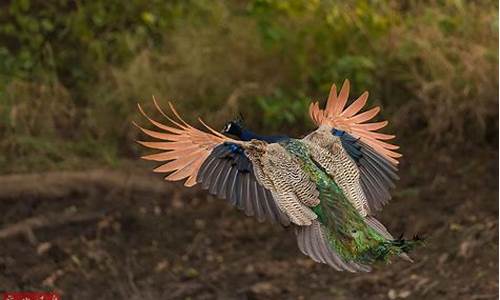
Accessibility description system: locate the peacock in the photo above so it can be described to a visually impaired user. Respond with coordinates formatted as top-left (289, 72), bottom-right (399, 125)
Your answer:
top-left (134, 80), bottom-right (421, 271)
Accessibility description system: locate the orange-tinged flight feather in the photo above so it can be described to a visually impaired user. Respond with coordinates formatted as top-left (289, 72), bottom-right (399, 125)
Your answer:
top-left (134, 99), bottom-right (235, 187)
top-left (309, 80), bottom-right (401, 164)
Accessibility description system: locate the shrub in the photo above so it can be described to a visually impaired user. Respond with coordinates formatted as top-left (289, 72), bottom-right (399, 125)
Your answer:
top-left (0, 0), bottom-right (497, 172)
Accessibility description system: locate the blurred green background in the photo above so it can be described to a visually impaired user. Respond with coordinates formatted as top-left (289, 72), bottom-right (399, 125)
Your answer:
top-left (0, 2), bottom-right (498, 299)
top-left (0, 0), bottom-right (497, 173)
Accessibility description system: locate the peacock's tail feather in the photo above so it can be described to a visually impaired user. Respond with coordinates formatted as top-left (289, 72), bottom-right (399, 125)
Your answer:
top-left (284, 139), bottom-right (421, 266)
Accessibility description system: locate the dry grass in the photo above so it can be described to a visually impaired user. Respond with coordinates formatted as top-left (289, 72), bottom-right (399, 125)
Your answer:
top-left (2, 80), bottom-right (75, 137)
top-left (388, 1), bottom-right (498, 143)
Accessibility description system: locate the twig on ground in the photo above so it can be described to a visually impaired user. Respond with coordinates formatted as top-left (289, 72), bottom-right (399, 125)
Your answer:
top-left (0, 169), bottom-right (172, 201)
top-left (0, 210), bottom-right (105, 240)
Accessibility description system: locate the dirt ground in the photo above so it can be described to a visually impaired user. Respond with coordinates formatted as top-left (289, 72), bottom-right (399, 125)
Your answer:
top-left (0, 142), bottom-right (498, 300)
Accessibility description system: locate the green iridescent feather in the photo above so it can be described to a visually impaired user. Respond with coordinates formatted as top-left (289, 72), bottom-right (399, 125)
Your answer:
top-left (282, 139), bottom-right (419, 264)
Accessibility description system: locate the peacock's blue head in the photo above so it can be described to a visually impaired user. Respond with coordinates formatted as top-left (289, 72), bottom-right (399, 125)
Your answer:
top-left (222, 120), bottom-right (243, 137)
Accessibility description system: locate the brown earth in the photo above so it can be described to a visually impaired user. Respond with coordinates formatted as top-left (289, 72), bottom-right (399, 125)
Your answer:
top-left (0, 143), bottom-right (498, 300)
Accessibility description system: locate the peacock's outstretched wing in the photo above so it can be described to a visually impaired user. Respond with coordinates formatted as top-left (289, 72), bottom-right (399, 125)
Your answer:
top-left (135, 100), bottom-right (289, 226)
top-left (307, 80), bottom-right (400, 212)
top-left (309, 80), bottom-right (401, 165)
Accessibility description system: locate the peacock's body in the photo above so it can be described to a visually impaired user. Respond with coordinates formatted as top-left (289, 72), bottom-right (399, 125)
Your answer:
top-left (135, 80), bottom-right (421, 272)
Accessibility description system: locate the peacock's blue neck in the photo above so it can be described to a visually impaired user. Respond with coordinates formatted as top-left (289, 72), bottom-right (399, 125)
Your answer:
top-left (240, 128), bottom-right (289, 143)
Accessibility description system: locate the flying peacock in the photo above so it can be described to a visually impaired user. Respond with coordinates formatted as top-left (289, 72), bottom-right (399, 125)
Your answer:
top-left (134, 80), bottom-right (421, 272)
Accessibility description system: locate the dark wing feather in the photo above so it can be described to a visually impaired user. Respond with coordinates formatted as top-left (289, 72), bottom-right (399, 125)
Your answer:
top-left (339, 132), bottom-right (399, 211)
top-left (136, 100), bottom-right (289, 226)
top-left (198, 143), bottom-right (290, 226)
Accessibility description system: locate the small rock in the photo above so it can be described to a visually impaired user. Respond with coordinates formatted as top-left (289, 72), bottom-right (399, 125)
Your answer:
top-left (37, 242), bottom-right (52, 255)
top-left (250, 282), bottom-right (279, 296)
top-left (184, 268), bottom-right (199, 278)
top-left (195, 219), bottom-right (206, 229)
top-left (171, 194), bottom-right (184, 209)
top-left (459, 240), bottom-right (475, 257)
top-left (245, 264), bottom-right (255, 274)
top-left (449, 223), bottom-right (462, 231)
top-left (388, 289), bottom-right (397, 300)
top-left (70, 255), bottom-right (81, 266)
top-left (438, 253), bottom-right (449, 265)
top-left (155, 260), bottom-right (169, 273)
top-left (42, 269), bottom-right (64, 287)
top-left (399, 290), bottom-right (411, 298)
top-left (296, 258), bottom-right (315, 269)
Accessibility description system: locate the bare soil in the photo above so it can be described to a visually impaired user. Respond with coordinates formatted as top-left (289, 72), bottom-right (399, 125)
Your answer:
top-left (0, 144), bottom-right (498, 300)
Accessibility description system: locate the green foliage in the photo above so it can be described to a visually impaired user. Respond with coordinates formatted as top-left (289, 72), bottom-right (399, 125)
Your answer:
top-left (0, 0), bottom-right (497, 172)
top-left (387, 1), bottom-right (499, 141)
top-left (248, 0), bottom-right (393, 89)
top-left (256, 89), bottom-right (310, 130)
top-left (0, 1), bottom-right (185, 87)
